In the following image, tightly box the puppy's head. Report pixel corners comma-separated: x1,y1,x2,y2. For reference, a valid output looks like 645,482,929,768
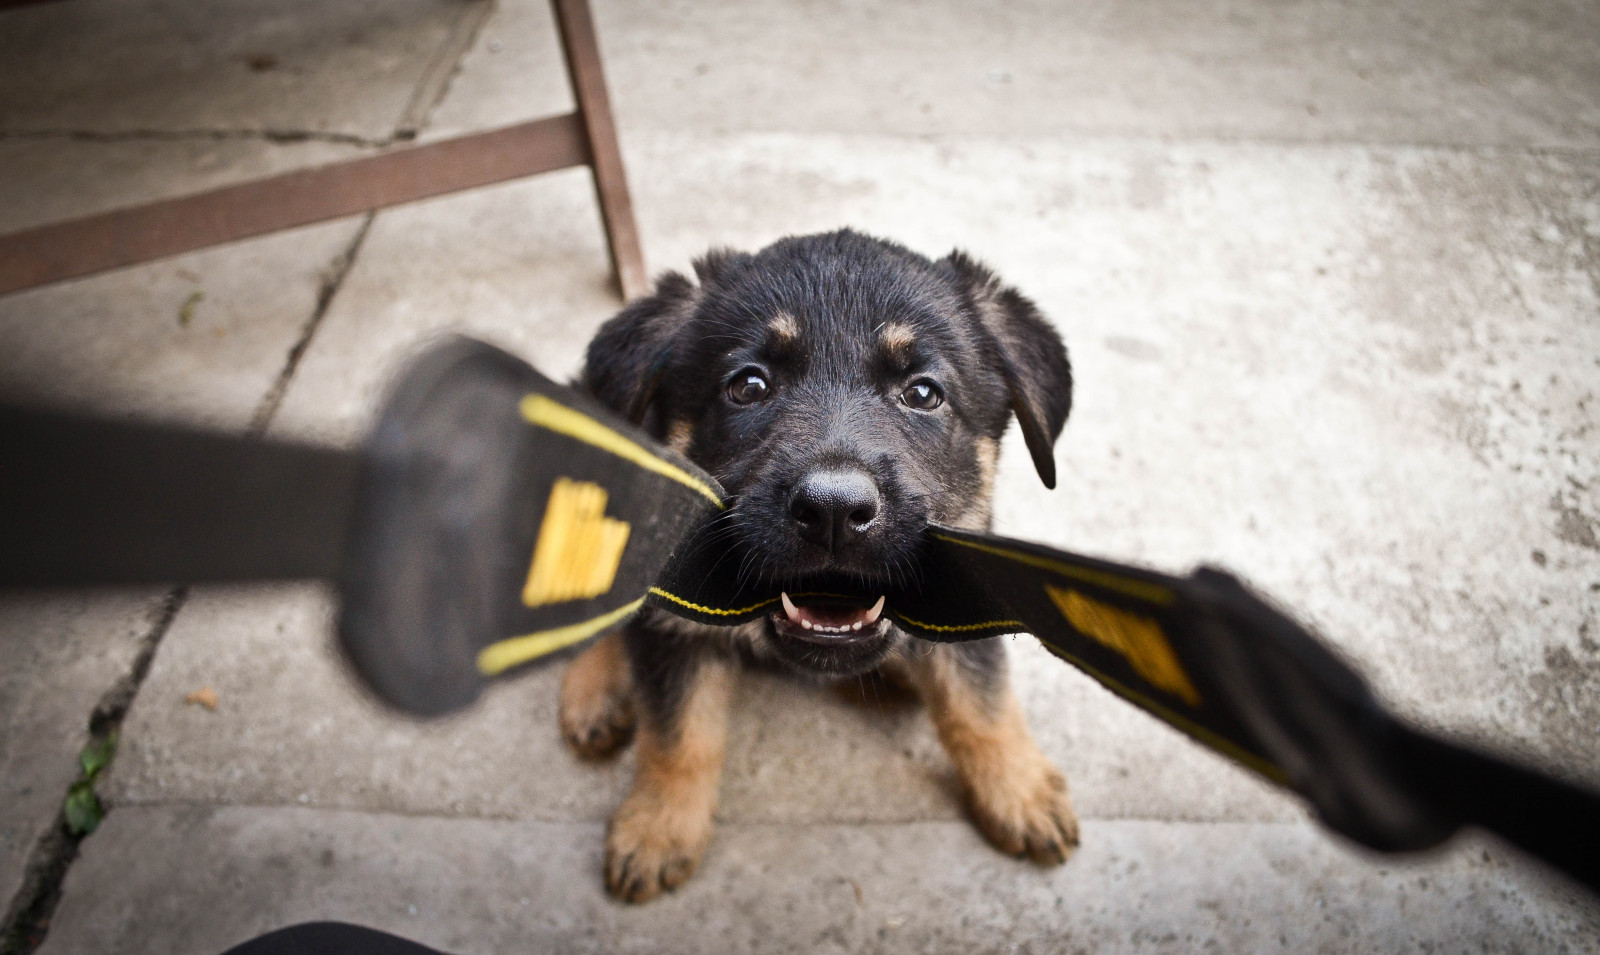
583,230,1072,676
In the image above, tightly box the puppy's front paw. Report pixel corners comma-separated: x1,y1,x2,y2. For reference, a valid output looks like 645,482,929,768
561,687,634,759
560,636,635,759
604,793,713,903
965,754,1080,866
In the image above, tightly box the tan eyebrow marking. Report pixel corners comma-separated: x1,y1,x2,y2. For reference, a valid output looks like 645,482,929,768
879,321,917,359
768,312,800,344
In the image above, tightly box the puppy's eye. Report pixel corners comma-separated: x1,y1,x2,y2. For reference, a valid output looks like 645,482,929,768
727,368,771,404
901,379,943,410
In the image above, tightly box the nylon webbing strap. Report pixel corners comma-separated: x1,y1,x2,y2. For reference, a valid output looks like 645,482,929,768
0,407,360,586
336,337,725,715
651,523,1283,779
3,336,1596,891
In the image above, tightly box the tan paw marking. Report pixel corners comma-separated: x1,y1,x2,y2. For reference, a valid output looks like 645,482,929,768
963,751,1080,865
559,634,635,759
899,645,1080,866
602,659,731,902
604,792,713,903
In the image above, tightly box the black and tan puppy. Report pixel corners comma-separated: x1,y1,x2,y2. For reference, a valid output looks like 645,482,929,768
560,229,1078,902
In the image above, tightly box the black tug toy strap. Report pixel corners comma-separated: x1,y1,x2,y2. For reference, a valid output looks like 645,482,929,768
2,336,1597,893
338,338,724,715
655,524,1277,780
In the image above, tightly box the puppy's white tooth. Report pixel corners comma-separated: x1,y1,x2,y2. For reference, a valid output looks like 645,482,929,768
801,619,813,630
866,596,886,624
781,592,799,621
852,621,863,631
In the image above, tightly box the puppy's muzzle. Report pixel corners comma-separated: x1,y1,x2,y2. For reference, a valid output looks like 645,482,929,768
787,467,879,553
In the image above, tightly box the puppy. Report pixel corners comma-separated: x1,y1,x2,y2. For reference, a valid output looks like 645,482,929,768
560,229,1078,902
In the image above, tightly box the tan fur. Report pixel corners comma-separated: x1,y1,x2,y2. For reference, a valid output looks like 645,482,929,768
559,632,636,758
893,645,1079,864
665,417,694,455
879,321,917,360
974,436,998,497
768,312,800,344
948,436,999,531
605,656,734,902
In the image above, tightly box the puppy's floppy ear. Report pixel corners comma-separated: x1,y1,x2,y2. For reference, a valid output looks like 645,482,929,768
581,271,697,425
942,251,1074,489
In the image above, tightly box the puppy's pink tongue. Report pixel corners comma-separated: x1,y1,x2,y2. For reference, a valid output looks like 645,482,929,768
780,593,885,632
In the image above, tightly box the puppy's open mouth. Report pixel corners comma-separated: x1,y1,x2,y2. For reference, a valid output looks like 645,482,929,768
772,592,887,644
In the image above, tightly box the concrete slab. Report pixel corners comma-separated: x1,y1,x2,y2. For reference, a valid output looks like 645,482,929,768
102,583,636,823
8,2,1597,948
0,591,166,918
104,583,1289,824
39,806,1600,955
0,0,482,141
421,0,572,142
109,136,1598,830
263,167,621,446
426,0,1600,147
0,217,366,428
0,135,372,930
614,133,1600,778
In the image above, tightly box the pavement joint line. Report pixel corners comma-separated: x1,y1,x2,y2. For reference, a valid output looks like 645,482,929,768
702,129,1600,158
247,212,376,437
2,128,1595,159
0,128,391,149
0,588,188,955
1,203,374,955
394,0,498,140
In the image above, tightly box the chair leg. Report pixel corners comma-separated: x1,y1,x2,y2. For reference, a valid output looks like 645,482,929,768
551,0,649,301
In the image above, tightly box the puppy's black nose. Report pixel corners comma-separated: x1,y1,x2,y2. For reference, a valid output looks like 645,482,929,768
789,469,880,552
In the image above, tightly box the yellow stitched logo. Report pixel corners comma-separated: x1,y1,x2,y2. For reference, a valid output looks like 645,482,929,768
1044,584,1200,706
522,478,631,608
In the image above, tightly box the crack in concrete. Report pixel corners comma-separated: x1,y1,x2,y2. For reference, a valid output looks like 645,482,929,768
0,589,188,955
0,209,375,955
0,11,479,949
247,212,375,436
395,0,497,139
0,212,374,953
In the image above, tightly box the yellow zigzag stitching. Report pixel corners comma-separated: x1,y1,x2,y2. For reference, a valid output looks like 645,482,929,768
890,611,1025,634
648,587,779,617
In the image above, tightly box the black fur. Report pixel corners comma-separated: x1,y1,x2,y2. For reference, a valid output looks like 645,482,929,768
582,230,1072,712
941,251,1074,489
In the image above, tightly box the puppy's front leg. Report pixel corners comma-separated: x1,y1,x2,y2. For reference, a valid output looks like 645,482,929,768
896,640,1080,864
606,619,733,902
560,632,635,758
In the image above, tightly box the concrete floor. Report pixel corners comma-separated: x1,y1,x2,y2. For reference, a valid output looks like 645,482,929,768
1,0,1598,951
